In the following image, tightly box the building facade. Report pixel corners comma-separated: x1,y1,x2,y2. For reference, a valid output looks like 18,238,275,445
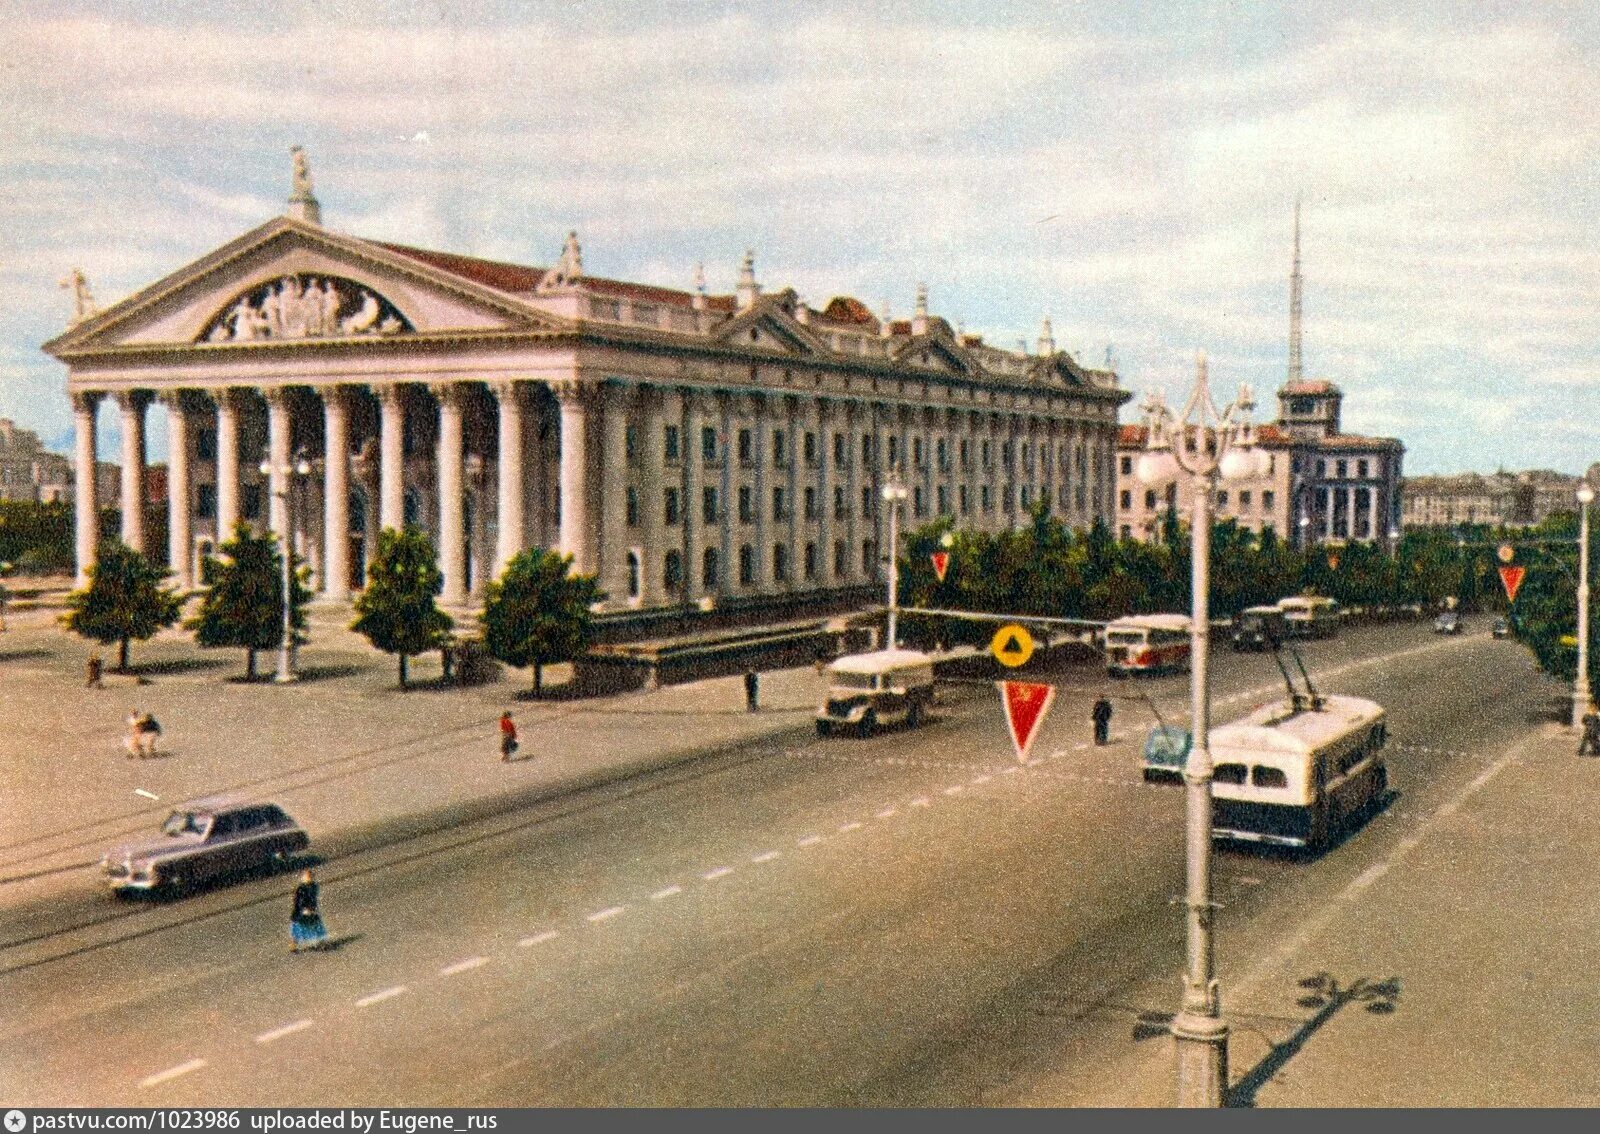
0,418,74,504
45,158,1129,612
1401,468,1584,529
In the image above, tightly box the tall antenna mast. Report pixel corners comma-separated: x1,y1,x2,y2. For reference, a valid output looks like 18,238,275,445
1287,193,1303,384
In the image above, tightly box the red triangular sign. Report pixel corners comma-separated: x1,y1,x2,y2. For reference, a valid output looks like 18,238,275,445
931,551,950,582
1499,565,1526,604
997,680,1056,763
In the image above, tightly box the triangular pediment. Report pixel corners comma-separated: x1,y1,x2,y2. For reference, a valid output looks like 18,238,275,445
893,333,979,378
711,297,825,356
45,218,566,357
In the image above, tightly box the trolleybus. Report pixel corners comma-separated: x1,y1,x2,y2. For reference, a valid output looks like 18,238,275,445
1103,613,1192,677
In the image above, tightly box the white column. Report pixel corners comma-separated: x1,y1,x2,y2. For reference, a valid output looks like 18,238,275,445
599,382,631,603
717,393,734,595
493,381,526,573
556,381,594,574
682,390,703,601
432,383,467,605
321,388,352,601
377,385,406,532
843,402,861,582
639,387,665,605
264,388,293,539
213,389,241,540
117,390,149,552
785,396,800,591
71,390,101,586
162,393,194,589
752,394,768,592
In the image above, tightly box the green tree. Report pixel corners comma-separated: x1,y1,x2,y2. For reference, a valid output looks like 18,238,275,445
481,548,604,696
188,523,310,680
351,527,453,689
63,539,181,670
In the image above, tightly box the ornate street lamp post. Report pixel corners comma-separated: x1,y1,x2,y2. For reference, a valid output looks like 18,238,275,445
881,473,909,649
1575,482,1594,729
260,450,313,684
1136,352,1264,1107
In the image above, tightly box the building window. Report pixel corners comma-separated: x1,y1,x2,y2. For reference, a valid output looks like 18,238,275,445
804,541,817,580
1263,490,1275,511
834,486,846,519
241,483,263,520
981,485,992,512
1120,490,1132,510
959,484,969,515
664,424,680,463
862,539,875,575
196,429,217,461
834,539,847,577
738,485,753,523
1144,489,1157,509
1317,458,1327,477
197,483,217,520
702,547,720,588
702,426,719,463
1292,398,1314,415
861,485,873,518
772,486,786,520
937,485,948,515
664,487,680,526
1357,459,1368,478
803,486,816,520
913,485,925,517
912,437,923,467
1020,485,1032,510
626,551,640,599
936,438,948,470
625,424,638,464
703,486,718,524
960,438,970,468
773,544,789,583
664,549,683,594
1239,490,1252,510
982,440,992,468
804,431,817,465
1216,490,1229,510
1002,440,1014,469
1336,459,1347,479
1022,442,1033,471
1120,455,1133,476
626,487,639,527
738,429,753,466
772,430,787,466
739,544,755,585
1002,484,1014,513
834,432,847,469
861,434,873,466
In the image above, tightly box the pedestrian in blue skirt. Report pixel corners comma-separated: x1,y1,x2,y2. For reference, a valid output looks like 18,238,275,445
290,868,329,952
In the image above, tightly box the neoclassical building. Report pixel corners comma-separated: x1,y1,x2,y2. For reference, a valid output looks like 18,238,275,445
46,157,1128,616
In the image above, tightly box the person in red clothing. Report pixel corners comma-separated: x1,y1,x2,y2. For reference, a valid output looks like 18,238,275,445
499,711,518,761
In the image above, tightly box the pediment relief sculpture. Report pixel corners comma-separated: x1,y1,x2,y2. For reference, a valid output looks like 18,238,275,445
200,274,414,343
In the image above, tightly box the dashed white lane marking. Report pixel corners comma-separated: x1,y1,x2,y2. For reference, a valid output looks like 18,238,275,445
518,930,560,947
1074,742,1089,751
440,955,490,977
944,784,965,795
139,1059,206,1088
874,808,897,819
752,850,781,863
1000,767,1019,775
797,834,823,847
255,1019,313,1045
702,866,735,881
838,821,863,832
910,796,932,807
355,986,408,1008
1350,863,1390,892
586,906,626,923
971,774,992,784
650,885,684,901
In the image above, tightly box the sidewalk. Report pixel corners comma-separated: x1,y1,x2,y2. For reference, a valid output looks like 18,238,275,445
1022,718,1600,1107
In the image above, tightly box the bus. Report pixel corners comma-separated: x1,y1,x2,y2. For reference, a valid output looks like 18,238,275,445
1278,595,1340,639
1209,693,1388,852
1104,614,1192,677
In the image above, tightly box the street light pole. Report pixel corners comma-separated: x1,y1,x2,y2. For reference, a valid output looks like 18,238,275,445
882,473,908,649
261,451,312,684
1575,483,1594,728
1137,352,1261,1107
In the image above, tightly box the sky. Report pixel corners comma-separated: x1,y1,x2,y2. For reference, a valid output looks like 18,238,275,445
1,0,1595,475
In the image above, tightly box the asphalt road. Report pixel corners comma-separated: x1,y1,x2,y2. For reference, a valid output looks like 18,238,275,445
0,620,1555,1105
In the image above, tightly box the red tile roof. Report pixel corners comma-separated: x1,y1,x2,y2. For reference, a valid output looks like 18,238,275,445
821,296,878,327
374,241,546,293
1281,379,1340,396
582,276,735,312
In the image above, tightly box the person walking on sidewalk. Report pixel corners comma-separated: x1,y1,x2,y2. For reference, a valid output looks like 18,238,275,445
125,710,160,759
499,711,519,761
289,868,329,953
1579,708,1600,757
86,653,104,689
1092,696,1114,746
744,669,760,712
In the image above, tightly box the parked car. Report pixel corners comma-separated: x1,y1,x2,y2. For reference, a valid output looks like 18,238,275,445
815,648,936,737
1492,617,1511,639
1433,611,1462,635
101,802,309,894
1141,725,1192,782
1230,606,1287,652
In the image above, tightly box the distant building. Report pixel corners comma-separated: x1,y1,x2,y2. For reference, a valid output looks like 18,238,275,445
1115,202,1404,547
0,418,74,504
1402,468,1584,529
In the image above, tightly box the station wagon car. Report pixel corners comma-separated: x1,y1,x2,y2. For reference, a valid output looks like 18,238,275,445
101,802,310,893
